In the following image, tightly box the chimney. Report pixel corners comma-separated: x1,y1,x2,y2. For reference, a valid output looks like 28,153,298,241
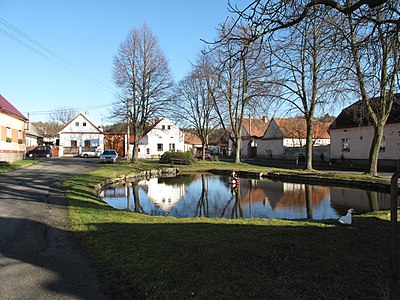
262,116,268,122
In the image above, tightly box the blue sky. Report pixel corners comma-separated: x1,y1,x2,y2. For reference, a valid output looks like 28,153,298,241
0,1,235,125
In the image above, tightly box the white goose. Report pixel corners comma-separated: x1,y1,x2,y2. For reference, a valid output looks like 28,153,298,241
338,208,355,225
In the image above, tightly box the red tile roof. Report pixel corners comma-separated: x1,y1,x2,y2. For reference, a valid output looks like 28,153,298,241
242,118,269,138
0,94,27,120
184,132,202,145
273,118,330,139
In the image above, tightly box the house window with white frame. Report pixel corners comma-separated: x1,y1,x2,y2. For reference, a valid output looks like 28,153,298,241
71,140,78,148
379,136,385,152
83,122,87,126
341,138,350,152
162,125,165,130
18,130,23,144
6,127,12,142
169,143,175,151
157,143,163,151
75,122,79,126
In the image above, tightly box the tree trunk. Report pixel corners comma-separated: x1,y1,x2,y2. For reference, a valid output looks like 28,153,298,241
131,140,139,164
367,124,384,176
304,118,314,170
235,138,241,164
201,143,206,161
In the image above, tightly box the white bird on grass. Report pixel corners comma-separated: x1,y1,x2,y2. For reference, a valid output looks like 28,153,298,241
338,208,355,225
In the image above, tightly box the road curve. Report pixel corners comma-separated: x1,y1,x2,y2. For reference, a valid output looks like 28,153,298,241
0,158,108,299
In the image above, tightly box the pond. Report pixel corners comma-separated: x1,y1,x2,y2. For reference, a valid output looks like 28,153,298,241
100,174,393,220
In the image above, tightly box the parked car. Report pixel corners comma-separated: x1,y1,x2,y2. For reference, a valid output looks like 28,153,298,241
99,149,118,163
80,149,102,158
26,145,52,158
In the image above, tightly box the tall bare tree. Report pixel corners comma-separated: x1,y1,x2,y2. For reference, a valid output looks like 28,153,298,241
267,7,342,170
210,26,272,163
342,4,399,176
49,106,77,125
113,23,174,163
173,52,218,160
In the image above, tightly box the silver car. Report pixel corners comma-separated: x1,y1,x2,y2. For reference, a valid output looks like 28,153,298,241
81,149,102,158
99,149,118,163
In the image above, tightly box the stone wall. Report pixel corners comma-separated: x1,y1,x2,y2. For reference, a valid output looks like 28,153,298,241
0,152,24,163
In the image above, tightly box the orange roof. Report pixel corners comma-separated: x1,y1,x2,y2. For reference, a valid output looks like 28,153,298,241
273,118,330,139
184,132,202,145
242,118,269,138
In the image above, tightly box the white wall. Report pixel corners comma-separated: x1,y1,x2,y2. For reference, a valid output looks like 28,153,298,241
133,118,185,159
330,123,400,160
0,113,26,162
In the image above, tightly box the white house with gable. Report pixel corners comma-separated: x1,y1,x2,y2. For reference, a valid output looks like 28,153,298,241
58,114,104,157
135,117,185,159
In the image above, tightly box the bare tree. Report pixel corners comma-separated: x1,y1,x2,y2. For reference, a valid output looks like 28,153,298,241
113,23,174,163
342,4,399,176
210,26,272,163
225,0,398,42
267,7,342,170
49,106,77,125
173,52,218,160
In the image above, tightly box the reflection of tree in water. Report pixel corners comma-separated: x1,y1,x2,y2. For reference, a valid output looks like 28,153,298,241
219,182,243,219
305,184,313,219
195,174,209,217
231,184,243,219
126,181,145,213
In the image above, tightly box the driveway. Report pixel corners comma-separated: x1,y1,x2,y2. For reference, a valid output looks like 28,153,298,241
0,158,108,299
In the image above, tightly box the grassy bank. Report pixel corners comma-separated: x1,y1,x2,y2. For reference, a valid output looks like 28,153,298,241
0,159,37,172
66,160,399,299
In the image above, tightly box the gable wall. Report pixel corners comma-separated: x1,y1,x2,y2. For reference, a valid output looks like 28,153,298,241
135,118,184,158
330,123,400,160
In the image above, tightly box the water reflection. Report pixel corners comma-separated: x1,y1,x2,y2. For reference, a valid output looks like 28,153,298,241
100,174,392,220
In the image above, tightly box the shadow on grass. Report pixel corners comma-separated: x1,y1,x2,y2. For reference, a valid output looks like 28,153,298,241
76,215,398,300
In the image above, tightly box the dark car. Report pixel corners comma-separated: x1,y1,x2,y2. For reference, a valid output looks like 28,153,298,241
26,145,53,158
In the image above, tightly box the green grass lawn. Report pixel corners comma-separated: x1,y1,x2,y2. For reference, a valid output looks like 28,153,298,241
0,159,37,172
66,160,399,299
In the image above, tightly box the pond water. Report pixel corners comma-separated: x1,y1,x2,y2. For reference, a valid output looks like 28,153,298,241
100,174,393,220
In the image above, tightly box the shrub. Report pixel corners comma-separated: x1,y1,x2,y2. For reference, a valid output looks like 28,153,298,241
159,151,195,164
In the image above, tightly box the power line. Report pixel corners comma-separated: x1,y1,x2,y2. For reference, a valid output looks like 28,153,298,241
23,103,114,116
0,17,116,95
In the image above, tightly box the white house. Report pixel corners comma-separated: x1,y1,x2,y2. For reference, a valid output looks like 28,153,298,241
329,94,400,163
258,118,330,160
0,94,28,162
135,117,185,159
58,114,104,157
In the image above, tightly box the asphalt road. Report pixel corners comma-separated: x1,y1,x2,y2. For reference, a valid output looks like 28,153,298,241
0,158,108,299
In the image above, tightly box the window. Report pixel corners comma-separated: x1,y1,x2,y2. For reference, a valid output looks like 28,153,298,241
18,130,23,144
380,136,386,152
169,143,175,151
71,140,78,147
147,148,150,154
83,122,87,126
75,122,79,126
157,143,163,151
84,140,91,148
168,125,171,130
6,127,11,142
341,138,350,152
162,125,165,130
